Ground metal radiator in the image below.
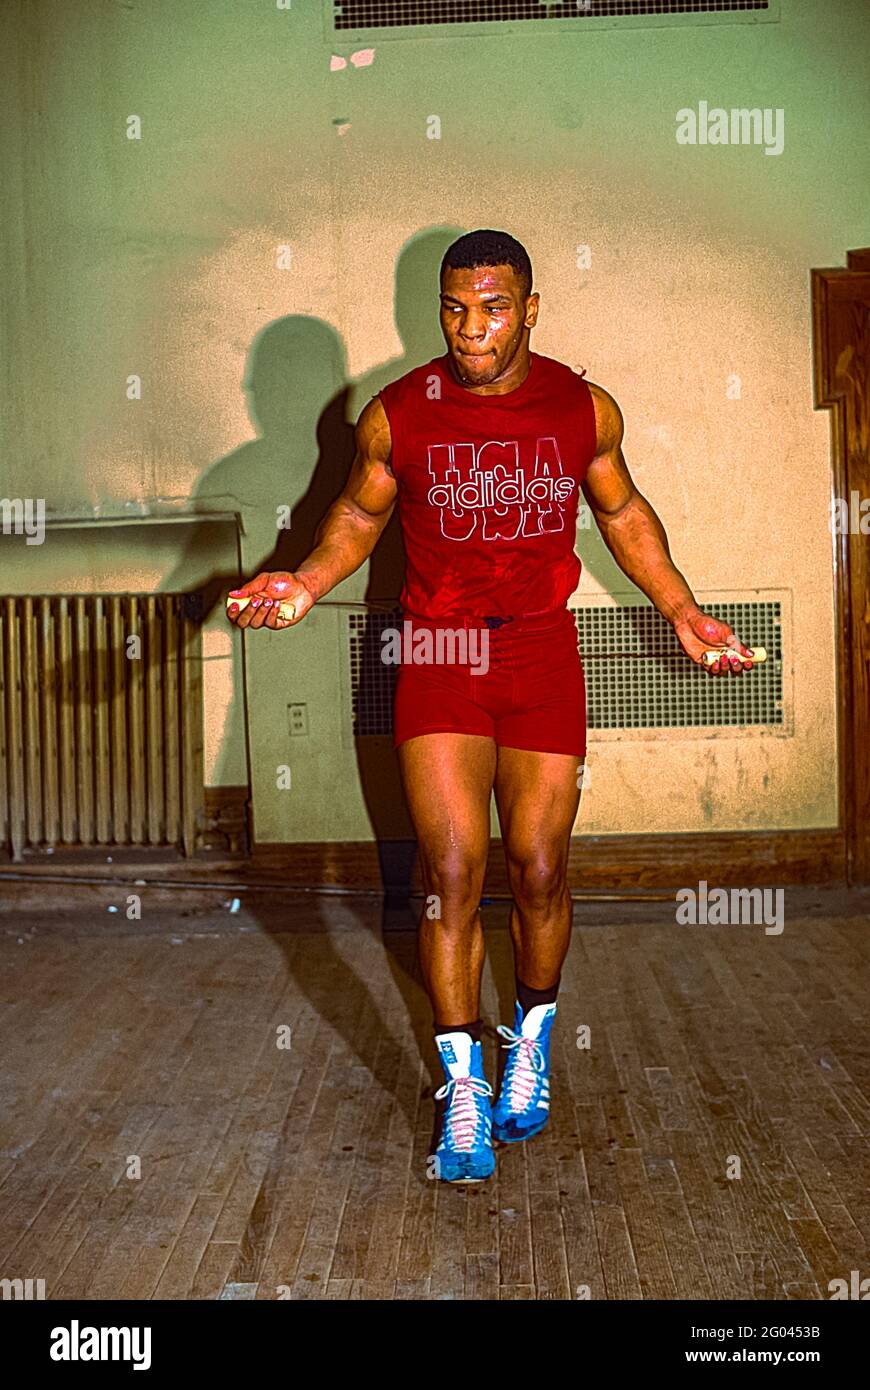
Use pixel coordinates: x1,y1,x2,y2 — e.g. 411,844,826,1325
0,595,204,861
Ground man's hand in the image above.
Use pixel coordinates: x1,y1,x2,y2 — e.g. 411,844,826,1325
226,572,315,630
674,607,754,675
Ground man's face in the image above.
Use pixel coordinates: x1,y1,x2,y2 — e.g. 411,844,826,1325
440,263,539,387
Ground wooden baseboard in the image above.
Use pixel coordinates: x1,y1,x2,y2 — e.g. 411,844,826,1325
564,827,845,890
1,821,845,893
247,827,845,892
203,785,250,854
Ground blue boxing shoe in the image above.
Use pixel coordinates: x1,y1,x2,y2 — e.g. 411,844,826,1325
492,1002,557,1143
433,1032,495,1183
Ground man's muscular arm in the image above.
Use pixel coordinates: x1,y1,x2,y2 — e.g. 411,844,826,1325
295,396,396,601
228,396,396,630
581,384,753,673
582,386,696,624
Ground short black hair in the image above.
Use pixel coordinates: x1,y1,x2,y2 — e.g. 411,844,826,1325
440,229,533,298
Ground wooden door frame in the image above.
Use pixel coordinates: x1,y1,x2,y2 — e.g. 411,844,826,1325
811,246,870,885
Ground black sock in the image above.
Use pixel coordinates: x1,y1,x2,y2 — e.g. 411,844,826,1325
516,976,560,1021
434,1018,482,1044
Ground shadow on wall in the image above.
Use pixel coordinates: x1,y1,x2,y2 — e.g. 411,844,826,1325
159,223,630,874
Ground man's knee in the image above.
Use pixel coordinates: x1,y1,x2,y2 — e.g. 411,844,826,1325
421,850,486,920
507,849,568,912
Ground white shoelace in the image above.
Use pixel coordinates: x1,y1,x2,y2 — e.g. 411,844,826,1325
434,1074,493,1151
497,1025,545,1111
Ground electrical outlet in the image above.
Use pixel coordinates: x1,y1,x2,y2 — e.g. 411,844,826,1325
288,703,308,737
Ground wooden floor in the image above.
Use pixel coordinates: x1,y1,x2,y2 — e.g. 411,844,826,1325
1,881,869,1300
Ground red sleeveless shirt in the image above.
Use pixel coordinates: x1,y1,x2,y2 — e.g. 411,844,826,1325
377,351,598,621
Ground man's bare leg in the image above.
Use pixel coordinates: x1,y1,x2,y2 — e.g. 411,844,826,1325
490,746,581,1142
397,731,498,1181
397,732,496,1024
494,747,581,987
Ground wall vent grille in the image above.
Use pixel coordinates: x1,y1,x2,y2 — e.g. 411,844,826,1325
348,600,782,736
334,1,770,32
577,600,781,729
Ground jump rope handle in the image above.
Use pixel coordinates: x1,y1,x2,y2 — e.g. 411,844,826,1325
226,593,297,622
700,645,767,668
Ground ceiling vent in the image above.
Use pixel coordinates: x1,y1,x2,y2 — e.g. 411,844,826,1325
333,1,772,35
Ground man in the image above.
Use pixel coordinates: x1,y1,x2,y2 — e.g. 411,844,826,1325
227,229,753,1184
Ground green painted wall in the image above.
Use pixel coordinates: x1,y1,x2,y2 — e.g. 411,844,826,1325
2,1,868,842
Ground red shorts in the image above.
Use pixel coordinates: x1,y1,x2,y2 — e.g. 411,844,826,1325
392,606,586,757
